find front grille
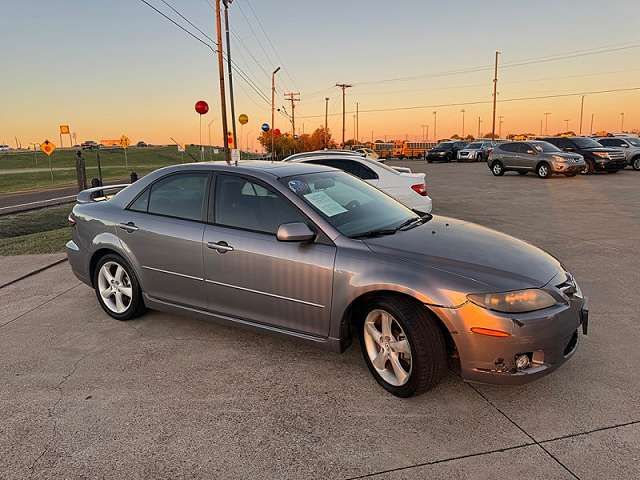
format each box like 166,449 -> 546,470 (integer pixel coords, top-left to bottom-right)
608,151 -> 626,161
556,273 -> 577,297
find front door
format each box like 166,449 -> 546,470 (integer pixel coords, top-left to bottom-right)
203,174 -> 336,337
117,172 -> 210,309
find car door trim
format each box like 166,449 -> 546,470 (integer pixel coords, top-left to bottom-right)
142,265 -> 203,282
204,278 -> 325,308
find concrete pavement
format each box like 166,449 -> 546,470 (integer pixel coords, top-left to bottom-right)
1,162 -> 638,479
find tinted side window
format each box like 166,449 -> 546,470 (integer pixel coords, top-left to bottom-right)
215,175 -> 307,234
147,173 -> 208,221
500,143 -> 520,153
129,188 -> 150,212
309,159 -> 378,180
600,138 -> 625,147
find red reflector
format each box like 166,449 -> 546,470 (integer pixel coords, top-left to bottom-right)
411,183 -> 427,196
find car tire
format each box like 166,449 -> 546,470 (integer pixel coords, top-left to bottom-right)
358,297 -> 447,397
518,171 -> 528,176
582,160 -> 595,174
490,161 -> 505,176
632,157 -> 640,171
93,254 -> 146,321
536,162 -> 551,179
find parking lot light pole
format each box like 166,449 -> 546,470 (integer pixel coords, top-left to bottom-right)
460,109 -> 465,137
564,119 -> 570,131
478,117 -> 482,138
590,113 -> 595,134
498,116 -> 504,138
579,95 -> 585,135
324,97 -> 329,148
620,112 -> 625,131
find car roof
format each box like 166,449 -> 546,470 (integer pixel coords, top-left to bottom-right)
284,150 -> 365,161
176,160 -> 337,177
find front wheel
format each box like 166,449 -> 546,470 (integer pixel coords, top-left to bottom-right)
632,157 -> 640,171
359,297 -> 447,397
536,162 -> 551,179
491,161 -> 505,176
94,254 -> 146,321
582,160 -> 595,174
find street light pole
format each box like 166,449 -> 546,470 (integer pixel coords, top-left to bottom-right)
208,119 -> 214,160
223,0 -> 237,150
477,116 -> 482,138
579,95 -> 585,135
336,83 -> 352,147
620,112 -> 625,131
461,109 -> 465,137
271,66 -> 280,157
214,0 -> 230,164
498,116 -> 504,138
564,119 -> 570,131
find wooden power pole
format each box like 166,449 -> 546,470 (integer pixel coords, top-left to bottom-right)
214,0 -> 230,163
336,83 -> 352,147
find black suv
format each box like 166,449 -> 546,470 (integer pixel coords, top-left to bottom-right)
426,141 -> 468,163
537,136 -> 626,174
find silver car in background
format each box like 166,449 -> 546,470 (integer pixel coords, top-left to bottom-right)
596,136 -> 640,170
67,161 -> 588,397
488,140 -> 585,178
457,141 -> 494,162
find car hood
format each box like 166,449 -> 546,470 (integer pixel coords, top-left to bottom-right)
581,147 -> 618,153
364,216 -> 562,292
552,152 -> 583,160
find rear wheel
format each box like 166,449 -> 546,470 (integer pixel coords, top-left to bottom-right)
359,297 -> 447,397
536,162 -> 551,179
632,157 -> 640,171
94,254 -> 146,321
491,161 -> 505,176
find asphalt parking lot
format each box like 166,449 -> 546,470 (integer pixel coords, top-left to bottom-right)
1,162 -> 639,480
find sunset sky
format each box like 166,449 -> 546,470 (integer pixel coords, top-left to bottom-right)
1,0 -> 639,150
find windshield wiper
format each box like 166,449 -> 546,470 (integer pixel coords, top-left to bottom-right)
350,214 -> 432,239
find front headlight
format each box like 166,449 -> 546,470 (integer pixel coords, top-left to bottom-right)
593,151 -> 610,159
467,289 -> 558,313
551,155 -> 567,162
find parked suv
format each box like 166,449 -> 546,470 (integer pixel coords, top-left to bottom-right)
457,141 -> 493,162
426,141 -> 468,162
595,136 -> 640,171
538,136 -> 626,174
488,140 -> 585,178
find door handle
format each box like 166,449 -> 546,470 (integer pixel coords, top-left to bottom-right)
207,241 -> 234,253
119,222 -> 138,232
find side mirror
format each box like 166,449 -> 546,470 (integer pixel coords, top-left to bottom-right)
526,149 -> 536,155
564,147 -> 575,152
276,222 -> 316,242
621,144 -> 629,148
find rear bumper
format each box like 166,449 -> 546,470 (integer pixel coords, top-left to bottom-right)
66,240 -> 92,286
431,295 -> 587,385
402,195 -> 433,214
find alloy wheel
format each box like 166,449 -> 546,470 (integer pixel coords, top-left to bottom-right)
538,164 -> 549,178
97,261 -> 133,314
492,163 -> 503,175
633,158 -> 640,170
363,309 -> 412,386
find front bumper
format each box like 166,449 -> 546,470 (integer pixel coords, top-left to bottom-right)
431,294 -> 587,385
551,162 -> 585,174
594,159 -> 626,171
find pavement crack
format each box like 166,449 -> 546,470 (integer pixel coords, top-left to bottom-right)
540,419 -> 640,444
343,442 -> 534,479
468,383 -> 581,480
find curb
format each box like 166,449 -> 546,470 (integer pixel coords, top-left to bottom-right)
0,257 -> 68,290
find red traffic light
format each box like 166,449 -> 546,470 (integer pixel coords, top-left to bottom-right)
195,100 -> 209,115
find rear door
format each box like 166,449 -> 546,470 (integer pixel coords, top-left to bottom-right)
116,172 -> 210,309
203,173 -> 336,337
518,143 -> 538,170
498,143 -> 522,168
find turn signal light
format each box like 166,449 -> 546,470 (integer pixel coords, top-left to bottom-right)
68,214 -> 76,226
470,327 -> 511,337
411,183 -> 427,196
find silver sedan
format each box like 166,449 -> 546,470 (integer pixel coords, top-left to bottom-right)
67,161 -> 588,397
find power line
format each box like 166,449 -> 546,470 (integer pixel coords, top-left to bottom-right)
137,0 -> 271,105
297,86 -> 640,119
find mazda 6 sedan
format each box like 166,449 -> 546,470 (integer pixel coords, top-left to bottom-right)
67,161 -> 588,397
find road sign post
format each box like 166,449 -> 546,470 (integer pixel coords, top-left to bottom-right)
40,140 -> 56,184
75,149 -> 87,191
120,135 -> 130,168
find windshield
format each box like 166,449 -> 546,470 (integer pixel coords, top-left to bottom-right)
533,141 -> 561,153
572,137 -> 603,149
627,138 -> 640,147
466,143 -> 482,149
282,170 -> 417,237
435,142 -> 454,149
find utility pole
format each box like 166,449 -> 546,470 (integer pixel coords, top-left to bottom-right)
324,97 -> 329,148
579,95 -> 585,135
498,116 -> 504,138
540,119 -> 543,136
564,119 -> 570,131
432,111 -> 437,141
223,0 -> 237,149
460,109 -> 466,137
353,115 -> 357,144
544,112 -> 551,135
336,83 -> 352,147
491,50 -> 500,140
420,124 -> 428,141
620,112 -> 625,131
283,91 -> 300,136
356,102 -> 359,143
271,66 -> 280,157
477,116 -> 482,138
590,113 -> 594,134
214,0 -> 230,163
